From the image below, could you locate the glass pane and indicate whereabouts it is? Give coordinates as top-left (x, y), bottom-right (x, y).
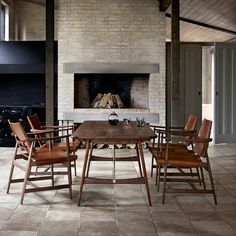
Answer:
top-left (0, 4), bottom-right (5, 40)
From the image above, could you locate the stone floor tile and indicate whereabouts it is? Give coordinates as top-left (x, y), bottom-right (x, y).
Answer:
top-left (0, 144), bottom-right (236, 235)
top-left (2, 220), bottom-right (41, 232)
top-left (118, 220), bottom-right (156, 233)
top-left (190, 220), bottom-right (234, 234)
top-left (78, 233), bottom-right (115, 236)
top-left (80, 209), bottom-right (115, 222)
top-left (154, 221), bottom-right (196, 234)
top-left (39, 220), bottom-right (78, 236)
top-left (0, 204), bottom-right (18, 221)
top-left (0, 231), bottom-right (37, 236)
top-left (79, 221), bottom-right (117, 233)
top-left (157, 233), bottom-right (197, 236)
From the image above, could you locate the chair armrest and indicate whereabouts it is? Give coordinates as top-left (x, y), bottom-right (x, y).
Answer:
top-left (42, 125), bottom-right (75, 129)
top-left (26, 134), bottom-right (70, 142)
top-left (29, 127), bottom-right (73, 135)
top-left (150, 125), bottom-right (185, 130)
top-left (185, 137), bottom-right (212, 143)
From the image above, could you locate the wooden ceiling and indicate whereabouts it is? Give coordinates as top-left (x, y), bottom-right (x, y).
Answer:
top-left (165, 0), bottom-right (236, 42)
top-left (23, 0), bottom-right (236, 42)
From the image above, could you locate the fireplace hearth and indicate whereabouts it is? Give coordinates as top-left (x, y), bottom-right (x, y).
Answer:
top-left (74, 73), bottom-right (149, 109)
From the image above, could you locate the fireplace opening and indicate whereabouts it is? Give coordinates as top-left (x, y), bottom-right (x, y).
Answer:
top-left (74, 73), bottom-right (149, 109)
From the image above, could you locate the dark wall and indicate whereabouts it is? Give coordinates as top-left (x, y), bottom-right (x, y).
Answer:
top-left (0, 41), bottom-right (57, 73)
top-left (0, 41), bottom-right (58, 146)
top-left (0, 74), bottom-right (45, 106)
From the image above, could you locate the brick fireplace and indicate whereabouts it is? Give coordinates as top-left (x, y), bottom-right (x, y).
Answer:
top-left (57, 0), bottom-right (166, 124)
top-left (74, 73), bottom-right (149, 109)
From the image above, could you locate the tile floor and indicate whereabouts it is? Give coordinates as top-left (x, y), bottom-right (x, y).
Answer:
top-left (0, 144), bottom-right (236, 236)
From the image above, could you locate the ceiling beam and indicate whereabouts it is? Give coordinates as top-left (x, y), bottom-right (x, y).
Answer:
top-left (45, 0), bottom-right (54, 126)
top-left (166, 13), bottom-right (236, 35)
top-left (159, 0), bottom-right (171, 12)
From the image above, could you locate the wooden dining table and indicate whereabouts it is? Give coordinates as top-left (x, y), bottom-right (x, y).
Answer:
top-left (71, 120), bottom-right (157, 206)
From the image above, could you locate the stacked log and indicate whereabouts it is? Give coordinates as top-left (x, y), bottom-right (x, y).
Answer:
top-left (91, 93), bottom-right (124, 108)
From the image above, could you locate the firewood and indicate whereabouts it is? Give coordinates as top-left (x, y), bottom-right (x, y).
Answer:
top-left (99, 93), bottom-right (110, 108)
top-left (126, 144), bottom-right (136, 149)
top-left (114, 94), bottom-right (124, 108)
top-left (91, 93), bottom-right (103, 107)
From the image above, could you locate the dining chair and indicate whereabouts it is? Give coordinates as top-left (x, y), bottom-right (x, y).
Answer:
top-left (27, 113), bottom-right (80, 175)
top-left (148, 114), bottom-right (198, 177)
top-left (7, 120), bottom-right (77, 204)
top-left (154, 119), bottom-right (217, 204)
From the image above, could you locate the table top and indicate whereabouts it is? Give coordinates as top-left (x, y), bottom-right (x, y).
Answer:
top-left (71, 120), bottom-right (157, 144)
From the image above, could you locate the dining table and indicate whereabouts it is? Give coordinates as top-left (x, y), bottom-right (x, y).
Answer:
top-left (71, 120), bottom-right (157, 206)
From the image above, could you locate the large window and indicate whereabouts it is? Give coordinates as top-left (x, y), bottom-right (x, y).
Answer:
top-left (0, 1), bottom-right (9, 40)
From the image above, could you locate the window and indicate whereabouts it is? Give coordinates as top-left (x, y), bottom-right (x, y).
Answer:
top-left (0, 1), bottom-right (9, 40)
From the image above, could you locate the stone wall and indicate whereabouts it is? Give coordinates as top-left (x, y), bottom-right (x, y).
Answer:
top-left (57, 0), bottom-right (166, 124)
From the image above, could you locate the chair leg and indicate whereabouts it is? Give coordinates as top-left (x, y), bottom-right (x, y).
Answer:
top-left (51, 165), bottom-right (54, 186)
top-left (155, 163), bottom-right (158, 186)
top-left (20, 163), bottom-right (31, 205)
top-left (7, 165), bottom-right (15, 194)
top-left (190, 168), bottom-right (193, 177)
top-left (151, 155), bottom-right (154, 177)
top-left (136, 144), bottom-right (143, 177)
top-left (7, 145), bottom-right (18, 194)
top-left (85, 144), bottom-right (93, 177)
top-left (206, 159), bottom-right (217, 205)
top-left (67, 159), bottom-right (72, 199)
top-left (196, 168), bottom-right (202, 185)
top-left (200, 167), bottom-right (206, 190)
top-left (157, 165), bottom-right (161, 192)
top-left (73, 160), bottom-right (77, 176)
top-left (162, 164), bottom-right (168, 204)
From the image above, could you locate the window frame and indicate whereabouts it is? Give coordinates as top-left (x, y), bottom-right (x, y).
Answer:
top-left (0, 0), bottom-right (9, 41)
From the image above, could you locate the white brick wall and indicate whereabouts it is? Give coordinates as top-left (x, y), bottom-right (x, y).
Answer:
top-left (57, 0), bottom-right (166, 124)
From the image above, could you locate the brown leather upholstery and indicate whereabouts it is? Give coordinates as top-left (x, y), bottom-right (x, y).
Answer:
top-left (155, 151), bottom-right (203, 168)
top-left (27, 113), bottom-right (79, 175)
top-left (27, 113), bottom-right (42, 130)
top-left (7, 120), bottom-right (74, 204)
top-left (148, 114), bottom-right (198, 177)
top-left (154, 119), bottom-right (217, 205)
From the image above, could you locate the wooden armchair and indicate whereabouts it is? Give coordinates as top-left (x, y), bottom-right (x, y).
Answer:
top-left (7, 120), bottom-right (77, 204)
top-left (154, 119), bottom-right (217, 204)
top-left (148, 114), bottom-right (198, 177)
top-left (27, 113), bottom-right (80, 175)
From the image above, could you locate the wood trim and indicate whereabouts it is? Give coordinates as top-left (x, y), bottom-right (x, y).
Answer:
top-left (166, 13), bottom-right (236, 36)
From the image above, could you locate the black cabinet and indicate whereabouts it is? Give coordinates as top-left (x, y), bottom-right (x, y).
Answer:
top-left (0, 106), bottom-right (45, 147)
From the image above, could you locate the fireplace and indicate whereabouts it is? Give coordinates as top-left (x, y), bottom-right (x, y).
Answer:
top-left (74, 73), bottom-right (149, 109)
top-left (61, 63), bottom-right (160, 123)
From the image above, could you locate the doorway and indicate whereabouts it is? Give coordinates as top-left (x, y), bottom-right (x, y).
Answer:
top-left (202, 46), bottom-right (214, 136)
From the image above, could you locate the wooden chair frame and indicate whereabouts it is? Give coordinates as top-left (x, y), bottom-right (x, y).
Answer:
top-left (155, 119), bottom-right (217, 204)
top-left (27, 113), bottom-right (79, 176)
top-left (7, 120), bottom-right (74, 204)
top-left (148, 114), bottom-right (198, 178)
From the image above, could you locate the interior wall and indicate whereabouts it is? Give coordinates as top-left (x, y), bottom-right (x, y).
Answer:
top-left (7, 0), bottom-right (57, 41)
top-left (57, 0), bottom-right (166, 124)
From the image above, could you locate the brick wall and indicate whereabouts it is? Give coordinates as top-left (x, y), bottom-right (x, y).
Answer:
top-left (57, 0), bottom-right (166, 124)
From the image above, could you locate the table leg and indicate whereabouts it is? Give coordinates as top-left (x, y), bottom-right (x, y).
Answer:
top-left (78, 140), bottom-right (90, 206)
top-left (138, 142), bottom-right (152, 206)
top-left (135, 143), bottom-right (143, 177)
top-left (113, 145), bottom-right (116, 183)
top-left (85, 143), bottom-right (94, 177)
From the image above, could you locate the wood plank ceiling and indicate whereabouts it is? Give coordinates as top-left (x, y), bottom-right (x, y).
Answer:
top-left (165, 0), bottom-right (236, 42)
top-left (24, 0), bottom-right (236, 42)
